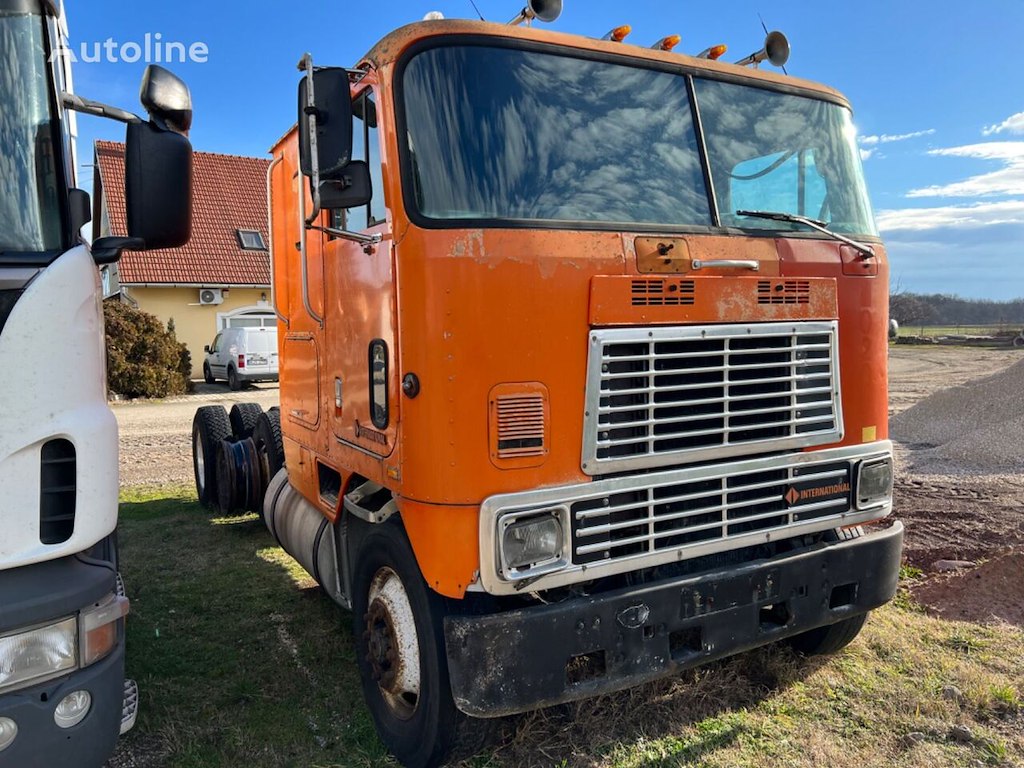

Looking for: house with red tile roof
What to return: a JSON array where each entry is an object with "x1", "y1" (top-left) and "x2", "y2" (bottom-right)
[{"x1": 93, "y1": 141, "x2": 273, "y2": 378}]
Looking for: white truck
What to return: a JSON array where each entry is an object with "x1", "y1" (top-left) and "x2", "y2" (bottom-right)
[{"x1": 0, "y1": 1, "x2": 192, "y2": 765}]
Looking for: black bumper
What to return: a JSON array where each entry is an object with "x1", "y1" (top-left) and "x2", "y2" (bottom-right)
[
  {"x1": 0, "y1": 553, "x2": 125, "y2": 768},
  {"x1": 445, "y1": 521, "x2": 903, "y2": 717}
]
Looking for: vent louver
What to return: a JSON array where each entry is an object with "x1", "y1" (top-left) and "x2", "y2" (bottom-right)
[
  {"x1": 40, "y1": 439, "x2": 76, "y2": 545},
  {"x1": 496, "y1": 395, "x2": 546, "y2": 457},
  {"x1": 631, "y1": 279, "x2": 696, "y2": 307},
  {"x1": 758, "y1": 280, "x2": 811, "y2": 305}
]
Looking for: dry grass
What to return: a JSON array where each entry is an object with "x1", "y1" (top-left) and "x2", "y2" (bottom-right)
[{"x1": 111, "y1": 487, "x2": 1024, "y2": 768}]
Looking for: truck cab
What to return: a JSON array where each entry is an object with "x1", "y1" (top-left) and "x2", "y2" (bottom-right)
[
  {"x1": 238, "y1": 10, "x2": 902, "y2": 767},
  {"x1": 0, "y1": 2, "x2": 191, "y2": 764}
]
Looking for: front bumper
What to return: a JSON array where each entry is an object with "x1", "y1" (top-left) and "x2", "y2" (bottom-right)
[
  {"x1": 0, "y1": 636, "x2": 125, "y2": 768},
  {"x1": 446, "y1": 520, "x2": 903, "y2": 717}
]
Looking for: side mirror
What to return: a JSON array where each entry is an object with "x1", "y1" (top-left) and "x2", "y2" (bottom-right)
[
  {"x1": 140, "y1": 65, "x2": 192, "y2": 134},
  {"x1": 204, "y1": 345, "x2": 211, "y2": 354},
  {"x1": 319, "y1": 160, "x2": 372, "y2": 210},
  {"x1": 298, "y1": 67, "x2": 353, "y2": 180},
  {"x1": 124, "y1": 120, "x2": 193, "y2": 250}
]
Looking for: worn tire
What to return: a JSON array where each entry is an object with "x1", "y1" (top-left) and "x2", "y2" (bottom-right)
[
  {"x1": 229, "y1": 402, "x2": 263, "y2": 439},
  {"x1": 253, "y1": 408, "x2": 284, "y2": 498},
  {"x1": 789, "y1": 612, "x2": 868, "y2": 656},
  {"x1": 228, "y1": 366, "x2": 241, "y2": 391},
  {"x1": 352, "y1": 522, "x2": 492, "y2": 768},
  {"x1": 203, "y1": 363, "x2": 215, "y2": 384},
  {"x1": 192, "y1": 406, "x2": 231, "y2": 509},
  {"x1": 1013, "y1": 336, "x2": 1024, "y2": 348}
]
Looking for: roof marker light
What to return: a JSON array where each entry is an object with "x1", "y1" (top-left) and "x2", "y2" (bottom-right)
[
  {"x1": 651, "y1": 35, "x2": 681, "y2": 51},
  {"x1": 602, "y1": 25, "x2": 631, "y2": 42},
  {"x1": 696, "y1": 44, "x2": 728, "y2": 60}
]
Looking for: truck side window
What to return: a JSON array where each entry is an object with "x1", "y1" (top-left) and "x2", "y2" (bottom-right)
[{"x1": 349, "y1": 90, "x2": 386, "y2": 230}]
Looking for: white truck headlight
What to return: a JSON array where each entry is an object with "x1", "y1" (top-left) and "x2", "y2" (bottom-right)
[
  {"x1": 856, "y1": 457, "x2": 893, "y2": 509},
  {"x1": 499, "y1": 507, "x2": 568, "y2": 579},
  {"x1": 0, "y1": 617, "x2": 77, "y2": 694}
]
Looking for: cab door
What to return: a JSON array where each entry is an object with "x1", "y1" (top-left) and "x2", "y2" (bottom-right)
[{"x1": 323, "y1": 87, "x2": 398, "y2": 458}]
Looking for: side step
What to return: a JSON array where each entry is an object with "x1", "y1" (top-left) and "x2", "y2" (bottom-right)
[{"x1": 121, "y1": 678, "x2": 139, "y2": 735}]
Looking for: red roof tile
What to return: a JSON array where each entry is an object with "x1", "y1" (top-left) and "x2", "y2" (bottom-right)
[{"x1": 94, "y1": 141, "x2": 271, "y2": 285}]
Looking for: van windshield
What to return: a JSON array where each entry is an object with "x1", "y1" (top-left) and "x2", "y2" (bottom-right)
[{"x1": 0, "y1": 6, "x2": 65, "y2": 256}]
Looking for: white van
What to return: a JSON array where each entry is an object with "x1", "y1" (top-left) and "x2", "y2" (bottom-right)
[{"x1": 203, "y1": 327, "x2": 279, "y2": 389}]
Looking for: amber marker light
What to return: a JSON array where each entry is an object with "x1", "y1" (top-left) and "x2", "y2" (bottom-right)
[
  {"x1": 705, "y1": 44, "x2": 728, "y2": 60},
  {"x1": 652, "y1": 34, "x2": 681, "y2": 51},
  {"x1": 602, "y1": 25, "x2": 632, "y2": 42}
]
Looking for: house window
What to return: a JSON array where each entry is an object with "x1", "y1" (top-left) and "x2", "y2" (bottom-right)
[{"x1": 237, "y1": 229, "x2": 266, "y2": 250}]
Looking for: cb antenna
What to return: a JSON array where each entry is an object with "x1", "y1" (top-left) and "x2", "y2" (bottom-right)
[
  {"x1": 468, "y1": 0, "x2": 485, "y2": 20},
  {"x1": 758, "y1": 12, "x2": 787, "y2": 74}
]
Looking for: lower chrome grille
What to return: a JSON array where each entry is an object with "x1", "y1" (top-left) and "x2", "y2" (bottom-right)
[
  {"x1": 582, "y1": 322, "x2": 843, "y2": 475},
  {"x1": 572, "y1": 460, "x2": 851, "y2": 565}
]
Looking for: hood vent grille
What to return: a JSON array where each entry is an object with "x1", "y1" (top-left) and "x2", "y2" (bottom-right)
[
  {"x1": 758, "y1": 280, "x2": 811, "y2": 305},
  {"x1": 40, "y1": 439, "x2": 77, "y2": 545},
  {"x1": 631, "y1": 279, "x2": 695, "y2": 307}
]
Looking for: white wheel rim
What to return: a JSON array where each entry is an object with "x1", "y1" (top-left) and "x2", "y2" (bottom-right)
[{"x1": 365, "y1": 566, "x2": 421, "y2": 719}]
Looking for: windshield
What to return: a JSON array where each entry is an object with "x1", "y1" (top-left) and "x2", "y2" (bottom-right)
[
  {"x1": 695, "y1": 78, "x2": 877, "y2": 236},
  {"x1": 401, "y1": 44, "x2": 711, "y2": 228},
  {"x1": 400, "y1": 43, "x2": 878, "y2": 238},
  {"x1": 0, "y1": 8, "x2": 64, "y2": 255}
]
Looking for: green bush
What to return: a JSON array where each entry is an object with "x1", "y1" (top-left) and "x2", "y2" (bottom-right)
[{"x1": 104, "y1": 301, "x2": 192, "y2": 398}]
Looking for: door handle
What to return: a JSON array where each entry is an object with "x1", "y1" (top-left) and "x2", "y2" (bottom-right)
[{"x1": 691, "y1": 259, "x2": 760, "y2": 271}]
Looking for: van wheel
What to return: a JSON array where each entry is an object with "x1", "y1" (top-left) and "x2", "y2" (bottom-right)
[
  {"x1": 203, "y1": 363, "x2": 215, "y2": 384},
  {"x1": 229, "y1": 403, "x2": 263, "y2": 439},
  {"x1": 789, "y1": 612, "x2": 868, "y2": 656},
  {"x1": 353, "y1": 522, "x2": 491, "y2": 768},
  {"x1": 192, "y1": 406, "x2": 231, "y2": 509},
  {"x1": 228, "y1": 366, "x2": 241, "y2": 391}
]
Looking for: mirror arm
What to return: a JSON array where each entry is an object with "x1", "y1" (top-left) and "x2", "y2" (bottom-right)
[
  {"x1": 61, "y1": 92, "x2": 139, "y2": 124},
  {"x1": 308, "y1": 225, "x2": 382, "y2": 252},
  {"x1": 298, "y1": 53, "x2": 324, "y2": 227}
]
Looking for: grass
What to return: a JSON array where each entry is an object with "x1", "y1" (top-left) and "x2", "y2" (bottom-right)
[
  {"x1": 113, "y1": 487, "x2": 1024, "y2": 768},
  {"x1": 896, "y1": 324, "x2": 1020, "y2": 338}
]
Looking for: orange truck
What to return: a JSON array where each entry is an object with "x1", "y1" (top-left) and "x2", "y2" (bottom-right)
[{"x1": 192, "y1": 4, "x2": 901, "y2": 765}]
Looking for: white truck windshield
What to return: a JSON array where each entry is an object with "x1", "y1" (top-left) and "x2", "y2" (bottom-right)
[{"x1": 0, "y1": 7, "x2": 63, "y2": 255}]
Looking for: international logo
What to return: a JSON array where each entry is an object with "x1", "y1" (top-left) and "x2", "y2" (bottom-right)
[{"x1": 784, "y1": 481, "x2": 850, "y2": 507}]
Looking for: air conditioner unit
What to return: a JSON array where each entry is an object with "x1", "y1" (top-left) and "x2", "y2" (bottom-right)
[{"x1": 199, "y1": 288, "x2": 224, "y2": 306}]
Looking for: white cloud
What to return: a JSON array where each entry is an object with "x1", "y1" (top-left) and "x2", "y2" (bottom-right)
[
  {"x1": 982, "y1": 111, "x2": 1024, "y2": 136},
  {"x1": 906, "y1": 141, "x2": 1024, "y2": 198},
  {"x1": 859, "y1": 148, "x2": 875, "y2": 161},
  {"x1": 858, "y1": 128, "x2": 935, "y2": 146},
  {"x1": 876, "y1": 199, "x2": 1024, "y2": 232}
]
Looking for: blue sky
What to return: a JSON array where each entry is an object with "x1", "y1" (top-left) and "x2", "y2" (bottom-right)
[{"x1": 66, "y1": 0, "x2": 1024, "y2": 299}]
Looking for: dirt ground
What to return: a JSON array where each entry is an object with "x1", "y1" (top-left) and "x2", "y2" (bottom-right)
[
  {"x1": 887, "y1": 346, "x2": 1024, "y2": 626},
  {"x1": 113, "y1": 382, "x2": 280, "y2": 487},
  {"x1": 113, "y1": 346, "x2": 1024, "y2": 623}
]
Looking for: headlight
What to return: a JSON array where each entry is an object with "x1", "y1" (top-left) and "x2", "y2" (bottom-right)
[
  {"x1": 856, "y1": 457, "x2": 893, "y2": 509},
  {"x1": 0, "y1": 617, "x2": 77, "y2": 694},
  {"x1": 499, "y1": 507, "x2": 568, "y2": 579}
]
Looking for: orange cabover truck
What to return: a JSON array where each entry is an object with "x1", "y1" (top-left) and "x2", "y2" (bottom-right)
[{"x1": 192, "y1": 7, "x2": 901, "y2": 766}]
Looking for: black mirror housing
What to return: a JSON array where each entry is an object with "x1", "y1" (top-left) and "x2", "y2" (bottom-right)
[
  {"x1": 320, "y1": 160, "x2": 372, "y2": 211},
  {"x1": 140, "y1": 65, "x2": 192, "y2": 134},
  {"x1": 125, "y1": 120, "x2": 192, "y2": 250},
  {"x1": 298, "y1": 68, "x2": 353, "y2": 180}
]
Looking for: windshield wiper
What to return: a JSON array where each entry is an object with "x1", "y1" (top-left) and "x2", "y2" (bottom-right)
[{"x1": 737, "y1": 210, "x2": 875, "y2": 259}]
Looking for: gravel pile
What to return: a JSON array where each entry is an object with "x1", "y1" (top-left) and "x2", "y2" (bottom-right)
[{"x1": 891, "y1": 357, "x2": 1024, "y2": 473}]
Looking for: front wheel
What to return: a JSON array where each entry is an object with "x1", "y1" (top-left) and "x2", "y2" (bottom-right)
[
  {"x1": 788, "y1": 612, "x2": 868, "y2": 656},
  {"x1": 352, "y1": 522, "x2": 489, "y2": 768},
  {"x1": 203, "y1": 363, "x2": 215, "y2": 384}
]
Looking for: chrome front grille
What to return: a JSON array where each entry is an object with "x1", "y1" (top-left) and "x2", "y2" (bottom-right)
[
  {"x1": 582, "y1": 322, "x2": 842, "y2": 475},
  {"x1": 571, "y1": 459, "x2": 851, "y2": 565}
]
